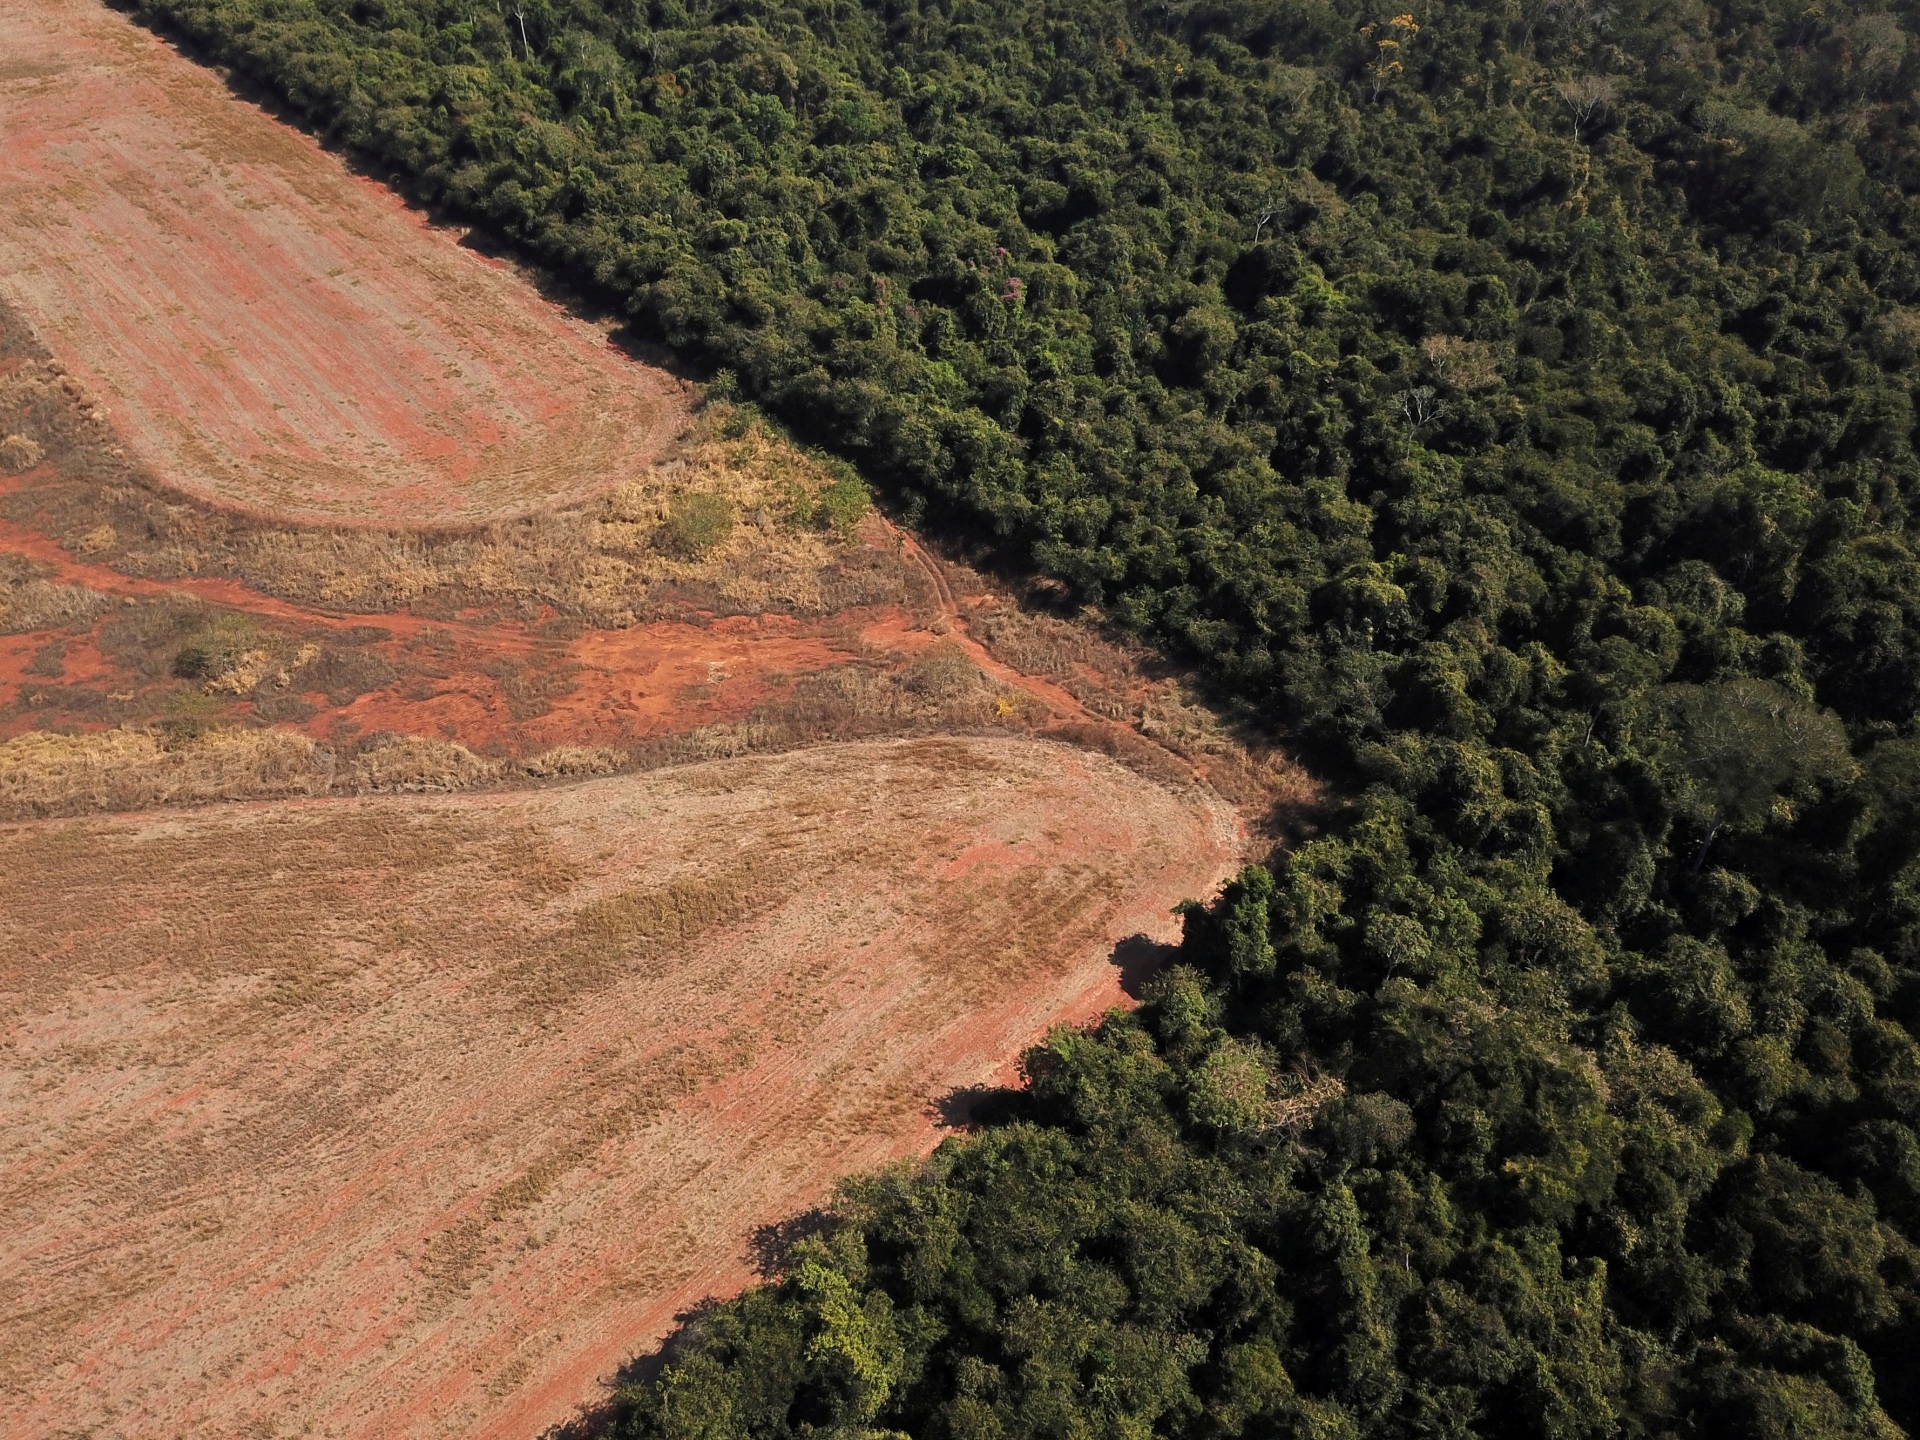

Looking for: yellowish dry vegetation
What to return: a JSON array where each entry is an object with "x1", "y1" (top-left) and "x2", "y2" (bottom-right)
[
  {"x1": 0, "y1": 556, "x2": 108, "y2": 633},
  {"x1": 961, "y1": 590, "x2": 1310, "y2": 815},
  {"x1": 4, "y1": 326, "x2": 901, "y2": 622},
  {"x1": 520, "y1": 744, "x2": 624, "y2": 778},
  {"x1": 0, "y1": 647, "x2": 1051, "y2": 819},
  {"x1": 0, "y1": 727, "x2": 518, "y2": 819},
  {"x1": 628, "y1": 657, "x2": 1047, "y2": 770},
  {"x1": 0, "y1": 298, "x2": 1296, "y2": 830},
  {"x1": 0, "y1": 726, "x2": 330, "y2": 817},
  {"x1": 0, "y1": 432, "x2": 42, "y2": 474},
  {"x1": 342, "y1": 733, "x2": 500, "y2": 793},
  {"x1": 203, "y1": 413, "x2": 881, "y2": 620},
  {"x1": 1420, "y1": 333, "x2": 1504, "y2": 392}
]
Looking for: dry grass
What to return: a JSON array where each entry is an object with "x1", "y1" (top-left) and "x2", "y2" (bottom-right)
[
  {"x1": 0, "y1": 606, "x2": 1113, "y2": 821},
  {"x1": 0, "y1": 726, "x2": 510, "y2": 819},
  {"x1": 522, "y1": 744, "x2": 624, "y2": 778},
  {"x1": 0, "y1": 636, "x2": 1064, "y2": 820},
  {"x1": 0, "y1": 310, "x2": 904, "y2": 625},
  {"x1": 0, "y1": 297, "x2": 1296, "y2": 827},
  {"x1": 0, "y1": 604, "x2": 1296, "y2": 826},
  {"x1": 342, "y1": 733, "x2": 499, "y2": 793},
  {"x1": 0, "y1": 433, "x2": 41, "y2": 474},
  {"x1": 0, "y1": 725, "x2": 330, "y2": 817},
  {"x1": 513, "y1": 861, "x2": 783, "y2": 1008},
  {"x1": 959, "y1": 586, "x2": 1316, "y2": 818},
  {"x1": 627, "y1": 655, "x2": 1047, "y2": 770},
  {"x1": 904, "y1": 638, "x2": 988, "y2": 698},
  {"x1": 0, "y1": 555, "x2": 108, "y2": 633}
]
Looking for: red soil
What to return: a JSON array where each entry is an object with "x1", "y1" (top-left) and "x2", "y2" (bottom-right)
[
  {"x1": 0, "y1": 470, "x2": 1208, "y2": 779},
  {"x1": 1, "y1": 525, "x2": 1050, "y2": 772},
  {"x1": 0, "y1": 0, "x2": 688, "y2": 526},
  {"x1": 0, "y1": 5, "x2": 1280, "y2": 1434},
  {"x1": 0, "y1": 739, "x2": 1243, "y2": 1439}
]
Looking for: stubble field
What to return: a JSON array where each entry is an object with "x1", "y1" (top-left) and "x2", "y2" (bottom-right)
[
  {"x1": 0, "y1": 738, "x2": 1241, "y2": 1438},
  {"x1": 0, "y1": 1, "x2": 1286, "y2": 1434},
  {"x1": 0, "y1": 0, "x2": 687, "y2": 525}
]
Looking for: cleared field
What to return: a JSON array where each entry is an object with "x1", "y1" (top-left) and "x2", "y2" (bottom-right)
[
  {"x1": 0, "y1": 736, "x2": 1243, "y2": 1439},
  {"x1": 0, "y1": 10, "x2": 1284, "y2": 1439},
  {"x1": 0, "y1": 0, "x2": 686, "y2": 525}
]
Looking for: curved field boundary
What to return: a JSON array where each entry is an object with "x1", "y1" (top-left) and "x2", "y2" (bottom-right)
[
  {"x1": 0, "y1": 0, "x2": 688, "y2": 527},
  {"x1": 0, "y1": 736, "x2": 1243, "y2": 1438}
]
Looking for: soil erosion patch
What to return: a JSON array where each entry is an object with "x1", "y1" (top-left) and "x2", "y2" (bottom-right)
[
  {"x1": 0, "y1": 0, "x2": 687, "y2": 525},
  {"x1": 0, "y1": 736, "x2": 1243, "y2": 1439}
]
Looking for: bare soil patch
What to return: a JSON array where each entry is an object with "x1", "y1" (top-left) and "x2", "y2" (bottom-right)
[
  {"x1": 0, "y1": 14, "x2": 1310, "y2": 1439},
  {"x1": 0, "y1": 0, "x2": 688, "y2": 525},
  {"x1": 0, "y1": 200, "x2": 1311, "y2": 827},
  {"x1": 0, "y1": 303, "x2": 893, "y2": 627},
  {"x1": 0, "y1": 737, "x2": 1243, "y2": 1439},
  {"x1": 0, "y1": 367, "x2": 1308, "y2": 824}
]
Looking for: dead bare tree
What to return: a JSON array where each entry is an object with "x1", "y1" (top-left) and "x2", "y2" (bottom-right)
[
  {"x1": 1252, "y1": 193, "x2": 1285, "y2": 243},
  {"x1": 1556, "y1": 74, "x2": 1619, "y2": 140},
  {"x1": 1398, "y1": 385, "x2": 1449, "y2": 457}
]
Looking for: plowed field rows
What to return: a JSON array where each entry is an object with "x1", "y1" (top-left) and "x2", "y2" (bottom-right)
[
  {"x1": 0, "y1": 737, "x2": 1241, "y2": 1438},
  {"x1": 0, "y1": 0, "x2": 686, "y2": 525},
  {"x1": 0, "y1": 4, "x2": 1272, "y2": 1437}
]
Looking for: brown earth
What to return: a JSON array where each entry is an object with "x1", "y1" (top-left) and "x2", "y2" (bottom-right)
[
  {"x1": 0, "y1": 4, "x2": 1314, "y2": 1436},
  {"x1": 0, "y1": 278, "x2": 1303, "y2": 813},
  {"x1": 0, "y1": 0, "x2": 689, "y2": 525},
  {"x1": 0, "y1": 324, "x2": 1291, "y2": 1440},
  {"x1": 0, "y1": 324, "x2": 1298, "y2": 816},
  {"x1": 0, "y1": 737, "x2": 1243, "y2": 1439}
]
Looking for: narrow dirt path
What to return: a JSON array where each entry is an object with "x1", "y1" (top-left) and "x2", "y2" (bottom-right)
[{"x1": 882, "y1": 517, "x2": 1215, "y2": 788}]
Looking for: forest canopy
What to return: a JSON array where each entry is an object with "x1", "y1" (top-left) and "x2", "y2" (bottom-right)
[{"x1": 127, "y1": 0, "x2": 1920, "y2": 1431}]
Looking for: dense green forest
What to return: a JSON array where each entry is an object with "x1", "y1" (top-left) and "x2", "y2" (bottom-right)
[{"x1": 127, "y1": 0, "x2": 1920, "y2": 1431}]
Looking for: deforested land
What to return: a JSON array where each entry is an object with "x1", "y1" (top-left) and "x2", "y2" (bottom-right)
[
  {"x1": 13, "y1": 0, "x2": 1920, "y2": 1434},
  {"x1": 0, "y1": 1, "x2": 1282, "y2": 1435}
]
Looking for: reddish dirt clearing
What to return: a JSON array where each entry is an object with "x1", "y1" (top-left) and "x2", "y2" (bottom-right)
[
  {"x1": 0, "y1": 6, "x2": 1289, "y2": 1436},
  {"x1": 0, "y1": 737, "x2": 1243, "y2": 1439},
  {"x1": 0, "y1": 0, "x2": 687, "y2": 525}
]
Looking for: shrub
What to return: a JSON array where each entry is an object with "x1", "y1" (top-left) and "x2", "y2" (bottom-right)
[
  {"x1": 0, "y1": 433, "x2": 43, "y2": 474},
  {"x1": 815, "y1": 471, "x2": 871, "y2": 535},
  {"x1": 656, "y1": 491, "x2": 737, "y2": 559}
]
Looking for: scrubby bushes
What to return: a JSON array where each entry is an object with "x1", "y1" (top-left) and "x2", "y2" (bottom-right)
[{"x1": 657, "y1": 490, "x2": 738, "y2": 558}]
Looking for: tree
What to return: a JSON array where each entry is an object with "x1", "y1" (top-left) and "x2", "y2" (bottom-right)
[
  {"x1": 137, "y1": 0, "x2": 1920, "y2": 1430},
  {"x1": 1555, "y1": 74, "x2": 1618, "y2": 141},
  {"x1": 1662, "y1": 680, "x2": 1854, "y2": 869}
]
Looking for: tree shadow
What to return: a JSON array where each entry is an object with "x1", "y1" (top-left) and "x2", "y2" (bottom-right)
[
  {"x1": 538, "y1": 1295, "x2": 722, "y2": 1440},
  {"x1": 538, "y1": 1205, "x2": 849, "y2": 1437},
  {"x1": 1109, "y1": 931, "x2": 1177, "y2": 997},
  {"x1": 932, "y1": 1083, "x2": 1024, "y2": 1131},
  {"x1": 530, "y1": 928, "x2": 1185, "y2": 1437},
  {"x1": 930, "y1": 932, "x2": 1178, "y2": 1132},
  {"x1": 748, "y1": 1207, "x2": 837, "y2": 1279}
]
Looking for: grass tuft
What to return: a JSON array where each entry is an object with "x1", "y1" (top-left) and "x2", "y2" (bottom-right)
[
  {"x1": 656, "y1": 491, "x2": 737, "y2": 559},
  {"x1": 0, "y1": 432, "x2": 44, "y2": 474}
]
